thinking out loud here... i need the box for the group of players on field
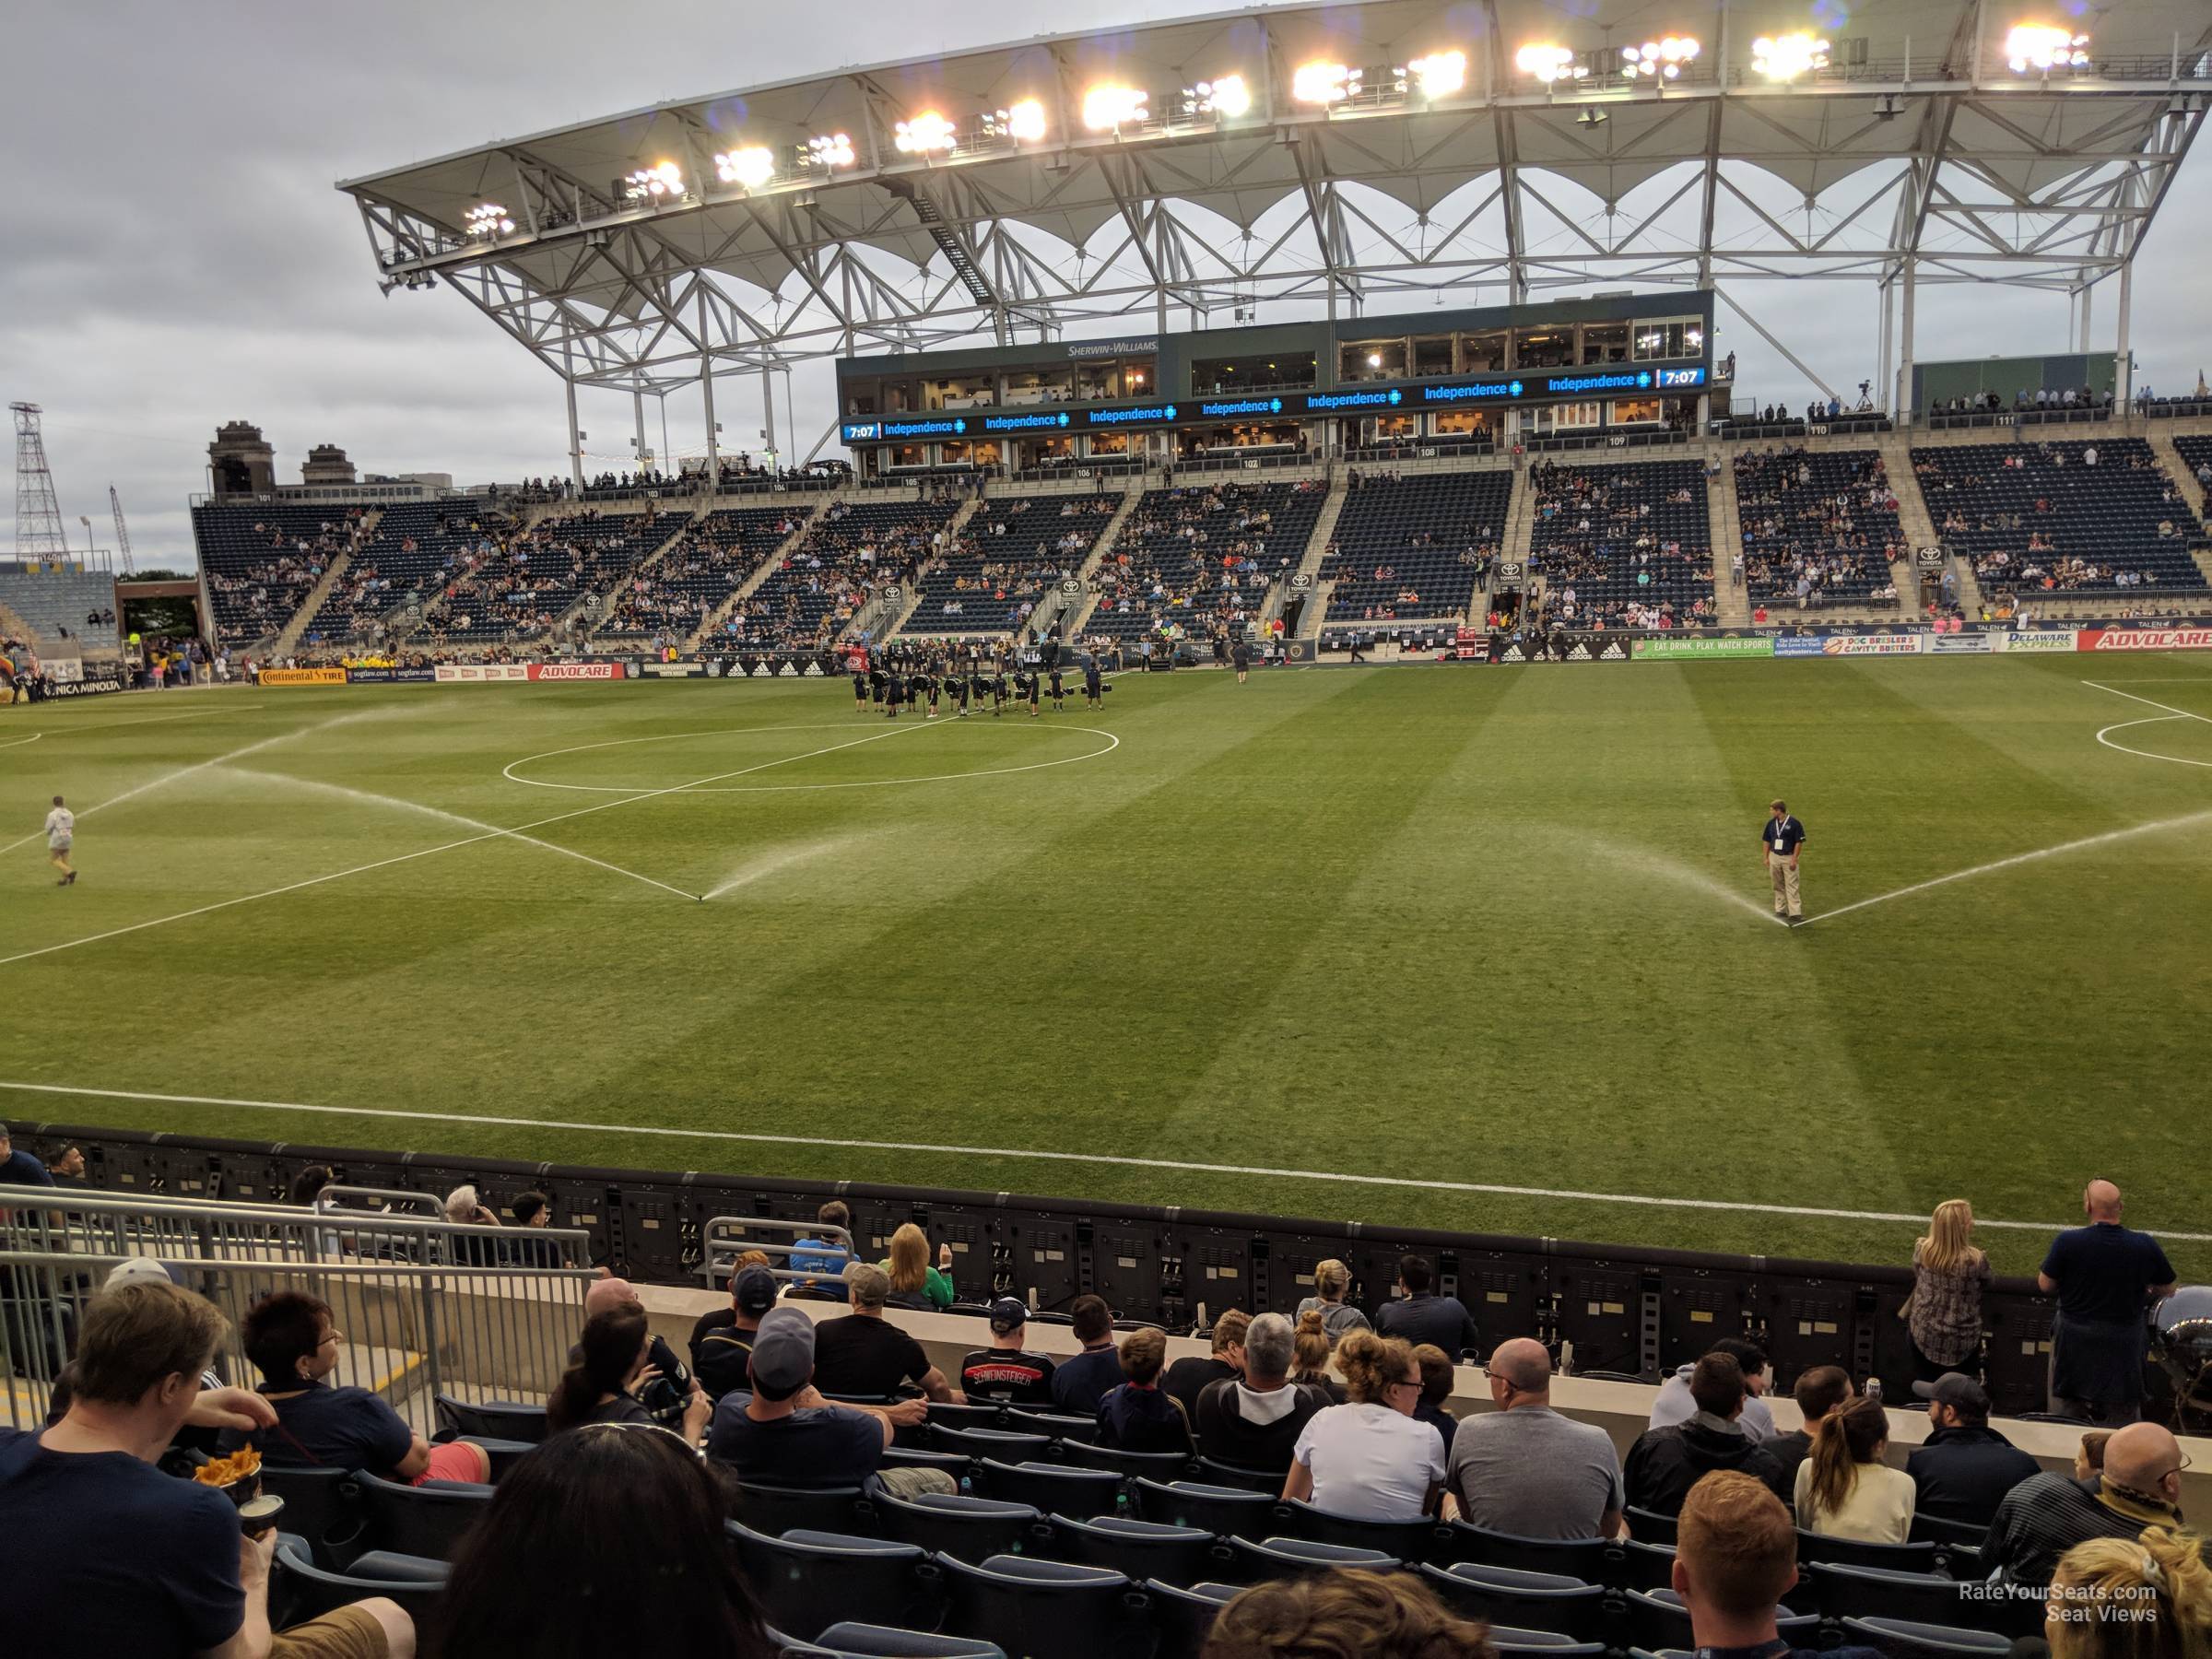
[847,635,1106,720]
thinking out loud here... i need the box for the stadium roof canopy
[337,0,2211,404]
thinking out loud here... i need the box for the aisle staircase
[683,500,833,651]
[268,551,354,656]
[1267,473,1348,637]
[1055,481,1148,639]
[873,494,987,641]
[1705,455,1749,627]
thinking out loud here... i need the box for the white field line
[3,1077,2207,1242]
[0,716,355,856]
[2080,680,2212,724]
[224,767,700,901]
[1798,809,2212,927]
[2097,718,2212,770]
[0,722,942,967]
[0,733,41,751]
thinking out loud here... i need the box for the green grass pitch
[5,654,2209,1278]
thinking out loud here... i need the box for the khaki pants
[1769,853,1802,917]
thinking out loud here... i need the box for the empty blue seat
[1004,1410,1099,1443]
[1607,1538,1679,1593]
[875,1488,1041,1564]
[257,1465,365,1571]
[1281,1498,1447,1563]
[732,1480,877,1538]
[1842,1618,2015,1658]
[273,1535,445,1627]
[1044,1513,1222,1586]
[932,1425,1054,1464]
[972,1459,1122,1522]
[1441,1522,1612,1583]
[1059,1440,1192,1481]
[1622,1587,1816,1651]
[728,1521,937,1642]
[1417,1561,1606,1640]
[1794,1529,1937,1575]
[1131,1479,1282,1541]
[1624,1506,1677,1545]
[351,1470,493,1560]
[1225,1535,1397,1584]
[1146,1579,1241,1659]
[937,1553,1144,1659]
[1191,1457,1286,1493]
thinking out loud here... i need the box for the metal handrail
[699,1217,856,1287]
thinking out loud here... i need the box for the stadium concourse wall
[9,1120,2098,1420]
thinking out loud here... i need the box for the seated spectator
[222,1289,490,1483]
[1163,1309,1249,1423]
[1794,1394,1913,1542]
[1194,1312,1329,1473]
[431,1412,774,1659]
[441,1184,501,1266]
[2,1280,414,1659]
[1446,1336,1623,1540]
[0,1123,53,1186]
[1284,1330,1452,1522]
[1049,1295,1123,1414]
[1905,1371,2041,1527]
[1983,1422,2194,1587]
[1098,1327,1196,1453]
[1294,1259,1371,1345]
[547,1305,711,1442]
[878,1221,955,1311]
[1766,1365,1853,1488]
[1625,1352,1791,1516]
[503,1190,560,1269]
[573,1277,700,1432]
[959,1297,1057,1405]
[2043,1527,2212,1658]
[2077,1430,2112,1481]
[690,1249,768,1356]
[1288,1311,1349,1401]
[1409,1345,1459,1459]
[788,1200,853,1285]
[691,1256,775,1386]
[704,1308,951,1499]
[1651,1336,1777,1441]
[1374,1253,1479,1357]
[1673,1470,1883,1659]
[809,1263,958,1401]
[1198,1567,1493,1659]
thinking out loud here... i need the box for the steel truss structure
[337,0,2212,473]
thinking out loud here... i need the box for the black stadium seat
[730,1480,877,1538]
[1145,1579,1241,1659]
[971,1458,1122,1522]
[273,1535,446,1627]
[1130,1479,1282,1540]
[1606,1538,1681,1593]
[782,1622,1006,1658]
[256,1465,365,1571]
[1280,1498,1447,1562]
[1322,467,1514,628]
[725,1520,940,1641]
[1842,1617,2015,1658]
[1059,1440,1192,1480]
[1793,1528,1937,1574]
[1486,1629,1606,1658]
[1084,480,1324,641]
[930,1425,1054,1464]
[936,1553,1146,1659]
[1441,1521,1612,1583]
[1044,1513,1224,1586]
[1416,1561,1606,1640]
[874,1489,1041,1564]
[434,1394,550,1443]
[1802,1562,2004,1630]
[349,1470,492,1560]
[1621,1587,1817,1651]
[1224,1535,1398,1583]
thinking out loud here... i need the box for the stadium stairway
[0,598,40,653]
[876,494,987,641]
[1949,555,1987,617]
[559,506,703,636]
[269,547,358,657]
[682,496,834,652]
[1263,472,1349,637]
[1705,453,1749,628]
[2148,430,2209,519]
[1055,481,1149,640]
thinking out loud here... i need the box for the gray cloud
[5,2,2202,569]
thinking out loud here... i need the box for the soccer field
[5,655,2209,1278]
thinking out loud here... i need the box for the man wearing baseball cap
[704,1308,953,1500]
[695,1265,781,1404]
[959,1298,1058,1406]
[1905,1372,2041,1527]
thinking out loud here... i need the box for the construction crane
[110,485,135,575]
[11,402,69,561]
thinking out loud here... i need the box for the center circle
[501,720,1120,795]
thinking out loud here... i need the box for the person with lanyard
[1761,799,1808,925]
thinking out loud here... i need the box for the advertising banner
[1994,630,2078,653]
[525,662,627,681]
[1927,633,1994,654]
[629,660,709,679]
[434,664,530,683]
[41,671,128,699]
[1771,636,1830,657]
[2077,628,2212,652]
[1633,636,1773,660]
[255,666,348,687]
[1818,633,1924,656]
[342,666,440,684]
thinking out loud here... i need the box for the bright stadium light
[1751,32,1830,80]
[981,99,1048,142]
[712,147,775,189]
[1292,61,1360,105]
[2005,23,2090,73]
[465,203,514,239]
[1187,75,1252,118]
[621,161,684,201]
[804,132,856,170]
[1620,36,1700,79]
[1515,44,1587,84]
[1082,84,1149,131]
[1406,50,1467,99]
[894,112,957,154]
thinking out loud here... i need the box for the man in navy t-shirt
[0,1280,408,1658]
[0,1123,55,1187]
[706,1307,952,1500]
[1050,1295,1124,1415]
[1760,799,1807,924]
[2039,1180,2177,1422]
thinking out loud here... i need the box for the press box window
[1632,319,1706,361]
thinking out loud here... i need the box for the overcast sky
[6,1,2206,571]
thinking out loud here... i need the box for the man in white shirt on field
[44,795,76,886]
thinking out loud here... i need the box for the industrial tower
[110,485,135,575]
[11,402,69,562]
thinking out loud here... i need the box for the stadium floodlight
[1292,61,1361,105]
[621,161,685,201]
[2004,23,2090,73]
[1515,44,1587,84]
[464,203,514,239]
[894,112,957,154]
[1620,36,1700,79]
[981,99,1048,142]
[1751,32,1830,81]
[1082,84,1149,132]
[712,147,775,189]
[804,133,856,170]
[1406,50,1467,99]
[1186,75,1251,118]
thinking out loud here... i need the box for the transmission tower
[11,403,69,561]
[110,485,135,574]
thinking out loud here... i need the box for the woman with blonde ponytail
[2046,1527,2212,1659]
[1295,1260,1372,1346]
[1290,1310,1347,1402]
[1794,1394,1915,1543]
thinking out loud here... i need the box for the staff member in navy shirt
[2039,1180,2177,1423]
[0,1123,55,1187]
[1761,800,1807,925]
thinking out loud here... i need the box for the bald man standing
[2039,1181,2176,1423]
[1445,1337,1624,1539]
